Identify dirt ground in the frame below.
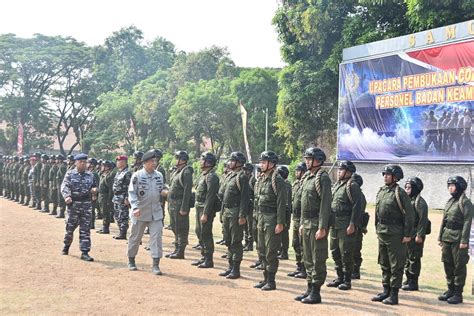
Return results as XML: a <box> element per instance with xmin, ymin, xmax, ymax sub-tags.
<box><xmin>0</xmin><ymin>198</ymin><xmax>473</xmax><ymax>315</ymax></box>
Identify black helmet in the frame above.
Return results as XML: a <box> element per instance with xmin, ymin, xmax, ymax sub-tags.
<box><xmin>13</xmin><ymin>156</ymin><xmax>19</xmax><ymax>162</ymax></box>
<box><xmin>174</xmin><ymin>150</ymin><xmax>189</xmax><ymax>161</ymax></box>
<box><xmin>405</xmin><ymin>177</ymin><xmax>424</xmax><ymax>193</ymax></box>
<box><xmin>277</xmin><ymin>165</ymin><xmax>289</xmax><ymax>179</ymax></box>
<box><xmin>447</xmin><ymin>176</ymin><xmax>467</xmax><ymax>192</ymax></box>
<box><xmin>338</xmin><ymin>160</ymin><xmax>356</xmax><ymax>173</ymax></box>
<box><xmin>259</xmin><ymin>150</ymin><xmax>279</xmax><ymax>164</ymax></box>
<box><xmin>56</xmin><ymin>154</ymin><xmax>65</xmax><ymax>161</ymax></box>
<box><xmin>67</xmin><ymin>154</ymin><xmax>74</xmax><ymax>161</ymax></box>
<box><xmin>243</xmin><ymin>163</ymin><xmax>254</xmax><ymax>172</ymax></box>
<box><xmin>34</xmin><ymin>152</ymin><xmax>41</xmax><ymax>159</ymax></box>
<box><xmin>133</xmin><ymin>151</ymin><xmax>144</xmax><ymax>159</ymax></box>
<box><xmin>303</xmin><ymin>147</ymin><xmax>326</xmax><ymax>162</ymax></box>
<box><xmin>295</xmin><ymin>162</ymin><xmax>307</xmax><ymax>172</ymax></box>
<box><xmin>200</xmin><ymin>151</ymin><xmax>217</xmax><ymax>166</ymax></box>
<box><xmin>87</xmin><ymin>158</ymin><xmax>98</xmax><ymax>165</ymax></box>
<box><xmin>229</xmin><ymin>152</ymin><xmax>246</xmax><ymax>165</ymax></box>
<box><xmin>41</xmin><ymin>154</ymin><xmax>49</xmax><ymax>160</ymax></box>
<box><xmin>98</xmin><ymin>159</ymin><xmax>103</xmax><ymax>165</ymax></box>
<box><xmin>352</xmin><ymin>173</ymin><xmax>363</xmax><ymax>187</ymax></box>
<box><xmin>153</xmin><ymin>149</ymin><xmax>163</xmax><ymax>159</ymax></box>
<box><xmin>103</xmin><ymin>160</ymin><xmax>114</xmax><ymax>169</ymax></box>
<box><xmin>382</xmin><ymin>164</ymin><xmax>403</xmax><ymax>181</ymax></box>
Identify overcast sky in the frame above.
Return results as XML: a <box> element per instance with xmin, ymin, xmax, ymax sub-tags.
<box><xmin>0</xmin><ymin>0</ymin><xmax>284</xmax><ymax>68</ymax></box>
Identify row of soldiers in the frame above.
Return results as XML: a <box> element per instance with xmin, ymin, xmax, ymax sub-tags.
<box><xmin>1</xmin><ymin>148</ymin><xmax>472</xmax><ymax>306</ymax></box>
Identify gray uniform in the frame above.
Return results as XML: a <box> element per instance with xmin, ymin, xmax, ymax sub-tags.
<box><xmin>128</xmin><ymin>169</ymin><xmax>165</xmax><ymax>259</ymax></box>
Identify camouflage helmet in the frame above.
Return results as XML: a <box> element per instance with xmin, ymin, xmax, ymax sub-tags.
<box><xmin>277</xmin><ymin>165</ymin><xmax>289</xmax><ymax>179</ymax></box>
<box><xmin>338</xmin><ymin>160</ymin><xmax>356</xmax><ymax>173</ymax></box>
<box><xmin>153</xmin><ymin>149</ymin><xmax>163</xmax><ymax>159</ymax></box>
<box><xmin>229</xmin><ymin>151</ymin><xmax>246</xmax><ymax>165</ymax></box>
<box><xmin>447</xmin><ymin>176</ymin><xmax>467</xmax><ymax>192</ymax></box>
<box><xmin>303</xmin><ymin>147</ymin><xmax>326</xmax><ymax>162</ymax></box>
<box><xmin>295</xmin><ymin>162</ymin><xmax>307</xmax><ymax>172</ymax></box>
<box><xmin>41</xmin><ymin>154</ymin><xmax>49</xmax><ymax>160</ymax></box>
<box><xmin>87</xmin><ymin>157</ymin><xmax>98</xmax><ymax>165</ymax></box>
<box><xmin>382</xmin><ymin>164</ymin><xmax>404</xmax><ymax>181</ymax></box>
<box><xmin>259</xmin><ymin>150</ymin><xmax>279</xmax><ymax>164</ymax></box>
<box><xmin>103</xmin><ymin>160</ymin><xmax>114</xmax><ymax>169</ymax></box>
<box><xmin>34</xmin><ymin>152</ymin><xmax>42</xmax><ymax>159</ymax></box>
<box><xmin>174</xmin><ymin>150</ymin><xmax>189</xmax><ymax>161</ymax></box>
<box><xmin>200</xmin><ymin>151</ymin><xmax>217</xmax><ymax>166</ymax></box>
<box><xmin>405</xmin><ymin>177</ymin><xmax>424</xmax><ymax>193</ymax></box>
<box><xmin>352</xmin><ymin>173</ymin><xmax>363</xmax><ymax>187</ymax></box>
<box><xmin>133</xmin><ymin>151</ymin><xmax>144</xmax><ymax>159</ymax></box>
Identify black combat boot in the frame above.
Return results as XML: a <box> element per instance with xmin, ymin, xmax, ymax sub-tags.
<box><xmin>19</xmin><ymin>196</ymin><xmax>25</xmax><ymax>205</ymax></box>
<box><xmin>152</xmin><ymin>258</ymin><xmax>163</xmax><ymax>275</ymax></box>
<box><xmin>62</xmin><ymin>245</ymin><xmax>69</xmax><ymax>255</ymax></box>
<box><xmin>338</xmin><ymin>272</ymin><xmax>352</xmax><ymax>290</ymax></box>
<box><xmin>169</xmin><ymin>246</ymin><xmax>185</xmax><ymax>259</ymax></box>
<box><xmin>402</xmin><ymin>276</ymin><xmax>418</xmax><ymax>291</ymax></box>
<box><xmin>192</xmin><ymin>242</ymin><xmax>202</xmax><ymax>250</ymax></box>
<box><xmin>352</xmin><ymin>266</ymin><xmax>361</xmax><ymax>279</ymax></box>
<box><xmin>97</xmin><ymin>225</ymin><xmax>110</xmax><ymax>234</ymax></box>
<box><xmin>219</xmin><ymin>260</ymin><xmax>233</xmax><ymax>277</ymax></box>
<box><xmin>295</xmin><ymin>263</ymin><xmax>307</xmax><ymax>279</ymax></box>
<box><xmin>372</xmin><ymin>285</ymin><xmax>391</xmax><ymax>302</ymax></box>
<box><xmin>301</xmin><ymin>284</ymin><xmax>322</xmax><ymax>304</ymax></box>
<box><xmin>113</xmin><ymin>229</ymin><xmax>127</xmax><ymax>240</ymax></box>
<box><xmin>277</xmin><ymin>250</ymin><xmax>289</xmax><ymax>260</ymax></box>
<box><xmin>226</xmin><ymin>261</ymin><xmax>241</xmax><ymax>279</ymax></box>
<box><xmin>288</xmin><ymin>262</ymin><xmax>303</xmax><ymax>277</ymax></box>
<box><xmin>382</xmin><ymin>287</ymin><xmax>399</xmax><ymax>305</ymax></box>
<box><xmin>295</xmin><ymin>282</ymin><xmax>312</xmax><ymax>301</ymax></box>
<box><xmin>243</xmin><ymin>240</ymin><xmax>254</xmax><ymax>252</ymax></box>
<box><xmin>35</xmin><ymin>201</ymin><xmax>42</xmax><ymax>210</ymax></box>
<box><xmin>438</xmin><ymin>284</ymin><xmax>455</xmax><ymax>301</ymax></box>
<box><xmin>327</xmin><ymin>268</ymin><xmax>344</xmax><ymax>287</ymax></box>
<box><xmin>254</xmin><ymin>271</ymin><xmax>268</xmax><ymax>288</ymax></box>
<box><xmin>261</xmin><ymin>272</ymin><xmax>276</xmax><ymax>291</ymax></box>
<box><xmin>165</xmin><ymin>245</ymin><xmax>178</xmax><ymax>258</ymax></box>
<box><xmin>198</xmin><ymin>254</ymin><xmax>214</xmax><ymax>268</ymax></box>
<box><xmin>128</xmin><ymin>257</ymin><xmax>137</xmax><ymax>271</ymax></box>
<box><xmin>56</xmin><ymin>208</ymin><xmax>65</xmax><ymax>218</ymax></box>
<box><xmin>191</xmin><ymin>257</ymin><xmax>205</xmax><ymax>266</ymax></box>
<box><xmin>80</xmin><ymin>252</ymin><xmax>94</xmax><ymax>262</ymax></box>
<box><xmin>250</xmin><ymin>259</ymin><xmax>262</xmax><ymax>269</ymax></box>
<box><xmin>30</xmin><ymin>201</ymin><xmax>36</xmax><ymax>208</ymax></box>
<box><xmin>447</xmin><ymin>286</ymin><xmax>463</xmax><ymax>304</ymax></box>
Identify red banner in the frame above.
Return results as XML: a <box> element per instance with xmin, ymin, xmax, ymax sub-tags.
<box><xmin>17</xmin><ymin>122</ymin><xmax>23</xmax><ymax>156</ymax></box>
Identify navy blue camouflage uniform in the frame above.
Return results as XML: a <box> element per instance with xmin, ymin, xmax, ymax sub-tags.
<box><xmin>61</xmin><ymin>169</ymin><xmax>97</xmax><ymax>252</ymax></box>
<box><xmin>113</xmin><ymin>167</ymin><xmax>132</xmax><ymax>236</ymax></box>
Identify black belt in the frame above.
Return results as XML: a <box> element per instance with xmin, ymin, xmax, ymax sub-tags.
<box><xmin>379</xmin><ymin>218</ymin><xmax>403</xmax><ymax>225</ymax></box>
<box><xmin>71</xmin><ymin>195</ymin><xmax>91</xmax><ymax>202</ymax></box>
<box><xmin>445</xmin><ymin>221</ymin><xmax>463</xmax><ymax>230</ymax></box>
<box><xmin>224</xmin><ymin>201</ymin><xmax>240</xmax><ymax>208</ymax></box>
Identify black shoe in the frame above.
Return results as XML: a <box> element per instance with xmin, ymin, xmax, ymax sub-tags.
<box><xmin>438</xmin><ymin>284</ymin><xmax>455</xmax><ymax>301</ymax></box>
<box><xmin>372</xmin><ymin>286</ymin><xmax>391</xmax><ymax>302</ymax></box>
<box><xmin>338</xmin><ymin>272</ymin><xmax>352</xmax><ymax>290</ymax></box>
<box><xmin>301</xmin><ymin>284</ymin><xmax>321</xmax><ymax>304</ymax></box>
<box><xmin>402</xmin><ymin>278</ymin><xmax>418</xmax><ymax>291</ymax></box>
<box><xmin>97</xmin><ymin>226</ymin><xmax>110</xmax><ymax>234</ymax></box>
<box><xmin>128</xmin><ymin>257</ymin><xmax>138</xmax><ymax>271</ymax></box>
<box><xmin>165</xmin><ymin>248</ymin><xmax>177</xmax><ymax>258</ymax></box>
<box><xmin>80</xmin><ymin>252</ymin><xmax>94</xmax><ymax>262</ymax></box>
<box><xmin>216</xmin><ymin>239</ymin><xmax>225</xmax><ymax>245</ymax></box>
<box><xmin>295</xmin><ymin>283</ymin><xmax>312</xmax><ymax>301</ymax></box>
<box><xmin>113</xmin><ymin>231</ymin><xmax>127</xmax><ymax>240</ymax></box>
<box><xmin>382</xmin><ymin>288</ymin><xmax>399</xmax><ymax>305</ymax></box>
<box><xmin>327</xmin><ymin>269</ymin><xmax>344</xmax><ymax>287</ymax></box>
<box><xmin>256</xmin><ymin>264</ymin><xmax>265</xmax><ymax>270</ymax></box>
<box><xmin>254</xmin><ymin>271</ymin><xmax>268</xmax><ymax>289</ymax></box>
<box><xmin>243</xmin><ymin>242</ymin><xmax>254</xmax><ymax>252</ymax></box>
<box><xmin>261</xmin><ymin>272</ymin><xmax>276</xmax><ymax>291</ymax></box>
<box><xmin>226</xmin><ymin>261</ymin><xmax>241</xmax><ymax>279</ymax></box>
<box><xmin>219</xmin><ymin>260</ymin><xmax>233</xmax><ymax>277</ymax></box>
<box><xmin>250</xmin><ymin>260</ymin><xmax>261</xmax><ymax>269</ymax></box>
<box><xmin>62</xmin><ymin>246</ymin><xmax>69</xmax><ymax>255</ymax></box>
<box><xmin>294</xmin><ymin>270</ymin><xmax>307</xmax><ymax>279</ymax></box>
<box><xmin>288</xmin><ymin>262</ymin><xmax>303</xmax><ymax>277</ymax></box>
<box><xmin>198</xmin><ymin>255</ymin><xmax>214</xmax><ymax>268</ymax></box>
<box><xmin>169</xmin><ymin>247</ymin><xmax>185</xmax><ymax>259</ymax></box>
<box><xmin>277</xmin><ymin>251</ymin><xmax>289</xmax><ymax>260</ymax></box>
<box><xmin>447</xmin><ymin>286</ymin><xmax>463</xmax><ymax>304</ymax></box>
<box><xmin>351</xmin><ymin>270</ymin><xmax>361</xmax><ymax>280</ymax></box>
<box><xmin>192</xmin><ymin>243</ymin><xmax>201</xmax><ymax>249</ymax></box>
<box><xmin>191</xmin><ymin>257</ymin><xmax>205</xmax><ymax>266</ymax></box>
<box><xmin>221</xmin><ymin>253</ymin><xmax>228</xmax><ymax>259</ymax></box>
